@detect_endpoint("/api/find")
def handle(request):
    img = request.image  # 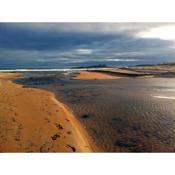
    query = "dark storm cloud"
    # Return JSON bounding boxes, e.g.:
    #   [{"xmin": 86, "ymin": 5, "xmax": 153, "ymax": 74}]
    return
[
  {"xmin": 0, "ymin": 23, "xmax": 175, "ymax": 69},
  {"xmin": 0, "ymin": 24, "xmax": 118, "ymax": 50}
]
